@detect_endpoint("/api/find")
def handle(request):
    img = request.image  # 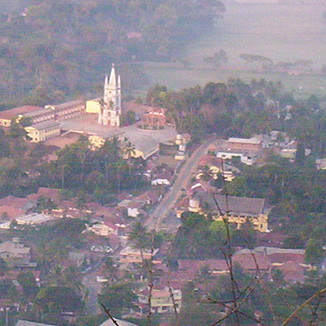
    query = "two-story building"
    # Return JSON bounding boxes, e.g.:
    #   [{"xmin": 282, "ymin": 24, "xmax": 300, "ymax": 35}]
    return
[
  {"xmin": 188, "ymin": 193, "xmax": 269, "ymax": 232},
  {"xmin": 46, "ymin": 100, "xmax": 85, "ymax": 121},
  {"xmin": 0, "ymin": 106, "xmax": 43, "ymax": 127},
  {"xmin": 25, "ymin": 120, "xmax": 61, "ymax": 142},
  {"xmin": 137, "ymin": 287, "xmax": 182, "ymax": 315},
  {"xmin": 0, "ymin": 239, "xmax": 31, "ymax": 266}
]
